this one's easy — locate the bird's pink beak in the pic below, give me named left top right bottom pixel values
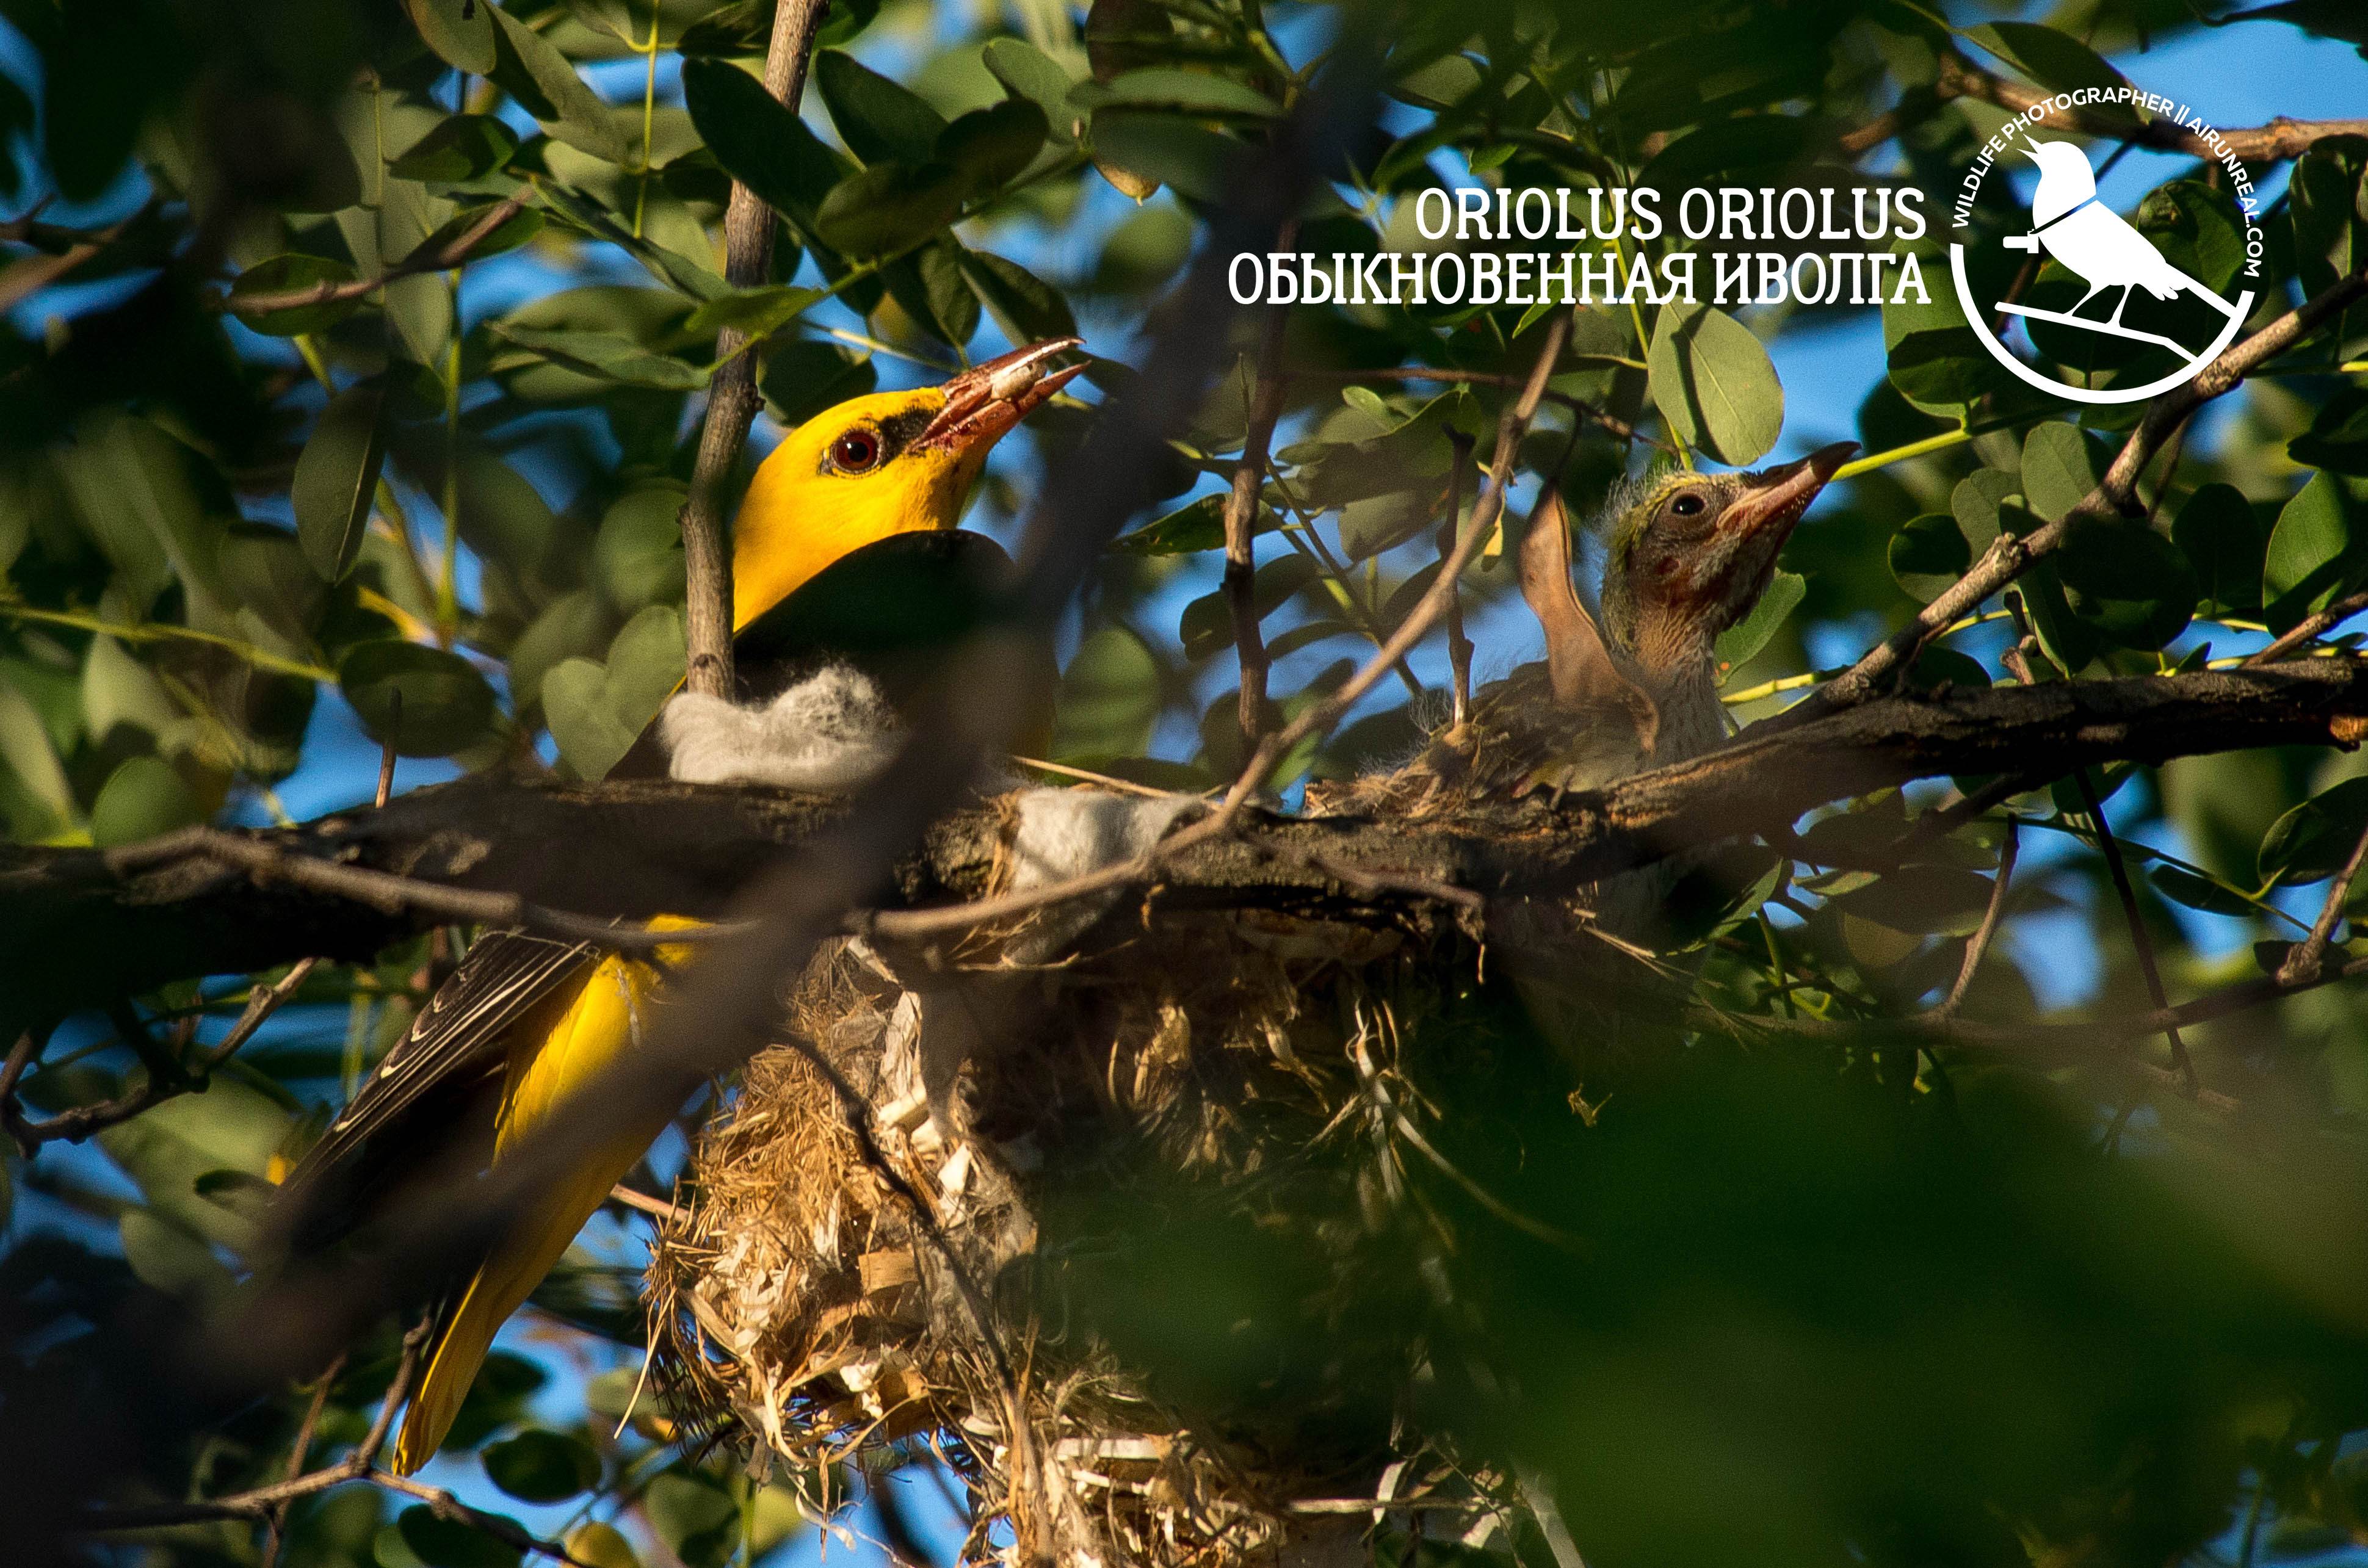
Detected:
left=1720, top=441, right=1858, bottom=545
left=914, top=337, right=1085, bottom=455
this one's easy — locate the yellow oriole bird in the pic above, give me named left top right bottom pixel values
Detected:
left=279, top=338, right=1082, bottom=1474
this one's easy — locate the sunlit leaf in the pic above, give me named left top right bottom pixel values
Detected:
left=1646, top=303, right=1783, bottom=466
left=816, top=48, right=946, bottom=167
left=488, top=4, right=631, bottom=164
left=2264, top=470, right=2368, bottom=634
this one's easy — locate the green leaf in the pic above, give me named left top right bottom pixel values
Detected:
left=2290, top=388, right=2368, bottom=477
left=593, top=484, right=689, bottom=613
left=488, top=323, right=711, bottom=391
left=960, top=248, right=1077, bottom=342
left=2133, top=179, right=2248, bottom=294
left=2020, top=556, right=2099, bottom=674
left=880, top=237, right=979, bottom=348
left=759, top=339, right=878, bottom=427
left=543, top=606, right=686, bottom=780
left=396, top=1504, right=524, bottom=1568
left=1717, top=568, right=1805, bottom=670
left=536, top=182, right=730, bottom=300
left=1963, top=22, right=2131, bottom=99
left=1338, top=488, right=1437, bottom=561
left=816, top=49, right=947, bottom=166
left=119, top=1209, right=233, bottom=1299
left=226, top=254, right=360, bottom=337
left=1081, top=68, right=1281, bottom=118
left=562, top=1523, right=640, bottom=1568
left=2288, top=136, right=2367, bottom=300
left=1052, top=624, right=1162, bottom=760
left=0, top=677, right=76, bottom=838
left=295, top=381, right=389, bottom=582
left=1885, top=328, right=2004, bottom=409
left=90, top=755, right=202, bottom=847
left=643, top=1472, right=738, bottom=1568
left=1179, top=555, right=1314, bottom=657
left=402, top=0, right=497, bottom=75
left=2054, top=518, right=2197, bottom=650
left=339, top=640, right=499, bottom=757
left=983, top=37, right=1080, bottom=143
left=2264, top=471, right=2368, bottom=634
left=400, top=200, right=546, bottom=269
left=1889, top=513, right=1973, bottom=604
left=2019, top=423, right=2103, bottom=523
left=681, top=57, right=853, bottom=237
left=482, top=1429, right=601, bottom=1505
left=1646, top=302, right=1783, bottom=466
left=1950, top=469, right=2013, bottom=557
left=2149, top=863, right=2261, bottom=919
left=2173, top=483, right=2265, bottom=615
left=2260, top=776, right=2368, bottom=886
left=938, top=97, right=1049, bottom=193
left=1088, top=111, right=1249, bottom=205
left=814, top=161, right=968, bottom=257
left=683, top=284, right=825, bottom=342
left=386, top=115, right=520, bottom=182
left=1115, top=494, right=1227, bottom=555
left=488, top=4, right=631, bottom=164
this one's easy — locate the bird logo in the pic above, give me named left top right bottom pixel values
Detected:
left=1945, top=125, right=2258, bottom=406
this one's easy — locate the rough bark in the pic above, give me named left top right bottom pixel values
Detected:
left=7, top=662, right=2367, bottom=1025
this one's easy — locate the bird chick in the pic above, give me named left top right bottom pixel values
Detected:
left=1338, top=442, right=1856, bottom=818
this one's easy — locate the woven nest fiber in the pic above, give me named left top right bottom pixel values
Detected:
left=643, top=790, right=1655, bottom=1567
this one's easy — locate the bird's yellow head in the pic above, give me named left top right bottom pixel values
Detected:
left=730, top=337, right=1084, bottom=629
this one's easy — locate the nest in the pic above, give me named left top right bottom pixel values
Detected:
left=645, top=795, right=1642, bottom=1567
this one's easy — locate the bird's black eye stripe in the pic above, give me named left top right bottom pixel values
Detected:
left=819, top=408, right=936, bottom=477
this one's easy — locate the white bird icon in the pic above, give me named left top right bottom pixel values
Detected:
left=2004, top=138, right=2212, bottom=328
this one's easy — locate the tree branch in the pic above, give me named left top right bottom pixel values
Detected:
left=675, top=0, right=833, bottom=700
left=221, top=190, right=534, bottom=318
left=1781, top=264, right=2368, bottom=724
left=1225, top=264, right=1293, bottom=756
left=15, top=663, right=2368, bottom=1017
left=1933, top=51, right=2368, bottom=162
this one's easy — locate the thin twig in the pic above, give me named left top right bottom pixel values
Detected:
left=675, top=0, right=834, bottom=699
left=1784, top=265, right=2368, bottom=724
left=1292, top=364, right=1662, bottom=449
left=223, top=191, right=534, bottom=317
left=258, top=1353, right=346, bottom=1568
left=1225, top=250, right=1295, bottom=756
left=1441, top=431, right=1475, bottom=728
left=2243, top=586, right=2368, bottom=667
left=1934, top=49, right=2368, bottom=161
left=2278, top=819, right=2368, bottom=985
left=2076, top=761, right=2195, bottom=1091
left=1935, top=817, right=2017, bottom=1017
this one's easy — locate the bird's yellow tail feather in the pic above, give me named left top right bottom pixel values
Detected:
left=390, top=928, right=699, bottom=1475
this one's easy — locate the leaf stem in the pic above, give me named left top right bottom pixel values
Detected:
left=0, top=602, right=334, bottom=682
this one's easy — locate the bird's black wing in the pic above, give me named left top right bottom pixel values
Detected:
left=278, top=930, right=595, bottom=1252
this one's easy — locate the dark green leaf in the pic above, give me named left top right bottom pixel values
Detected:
left=1052, top=625, right=1161, bottom=761
left=643, top=1472, right=737, bottom=1568
left=1088, top=111, right=1250, bottom=205
left=2173, top=483, right=2266, bottom=615
left=1951, top=469, right=2013, bottom=557
left=760, top=339, right=878, bottom=427
left=338, top=640, right=499, bottom=757
left=1717, top=568, right=1805, bottom=670
left=226, top=254, right=360, bottom=337
left=983, top=37, right=1080, bottom=144
left=396, top=1504, right=523, bottom=1568
left=1963, top=23, right=2131, bottom=98
left=960, top=248, right=1078, bottom=342
left=2264, top=471, right=2368, bottom=634
left=813, top=161, right=968, bottom=257
left=2019, top=422, right=2104, bottom=523
left=816, top=48, right=947, bottom=166
left=488, top=4, right=631, bottom=164
left=543, top=607, right=685, bottom=780
left=1081, top=68, right=1281, bottom=118
left=294, top=380, right=389, bottom=582
left=2288, top=136, right=2367, bottom=300
left=1647, top=303, right=1783, bottom=466
left=118, top=1209, right=233, bottom=1298
left=400, top=201, right=546, bottom=269
left=2260, top=776, right=2368, bottom=885
left=1889, top=513, right=1973, bottom=603
left=386, top=116, right=521, bottom=182
left=482, top=1429, right=601, bottom=1505
left=488, top=323, right=711, bottom=390
left=681, top=57, right=853, bottom=236
left=403, top=0, right=497, bottom=75
left=2054, top=518, right=2197, bottom=650
left=593, top=484, right=689, bottom=613
left=2149, top=864, right=2261, bottom=919
left=1115, top=494, right=1227, bottom=555
left=938, top=97, right=1049, bottom=193
left=90, top=756, right=202, bottom=848
left=880, top=237, right=979, bottom=348
left=2290, top=388, right=2368, bottom=477
left=683, top=285, right=825, bottom=342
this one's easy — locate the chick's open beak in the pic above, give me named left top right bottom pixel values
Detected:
left=916, top=337, right=1085, bottom=454
left=1723, top=441, right=1858, bottom=542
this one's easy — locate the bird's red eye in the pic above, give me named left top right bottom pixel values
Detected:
left=1669, top=491, right=1706, bottom=518
left=830, top=428, right=882, bottom=473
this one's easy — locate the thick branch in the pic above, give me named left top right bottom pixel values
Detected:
left=11, top=663, right=2368, bottom=1018
left=676, top=0, right=832, bottom=699
left=1934, top=52, right=2368, bottom=162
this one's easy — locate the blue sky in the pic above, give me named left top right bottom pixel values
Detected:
left=5, top=5, right=2367, bottom=1564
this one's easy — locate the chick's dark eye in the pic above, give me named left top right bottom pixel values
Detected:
left=1670, top=491, right=1706, bottom=517
left=831, top=428, right=881, bottom=472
